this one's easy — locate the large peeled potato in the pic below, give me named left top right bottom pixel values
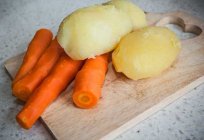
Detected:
left=57, top=0, right=146, bottom=60
left=57, top=5, right=132, bottom=60
left=112, top=26, right=181, bottom=80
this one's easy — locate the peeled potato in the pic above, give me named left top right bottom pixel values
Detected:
left=112, top=26, right=181, bottom=80
left=106, top=0, right=147, bottom=29
left=57, top=0, right=146, bottom=60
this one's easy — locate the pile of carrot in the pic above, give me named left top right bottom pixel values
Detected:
left=12, top=38, right=63, bottom=101
left=12, top=29, right=53, bottom=84
left=12, top=28, right=109, bottom=129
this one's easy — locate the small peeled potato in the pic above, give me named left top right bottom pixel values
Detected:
left=106, top=0, right=147, bottom=30
left=112, top=26, right=181, bottom=80
left=57, top=5, right=132, bottom=60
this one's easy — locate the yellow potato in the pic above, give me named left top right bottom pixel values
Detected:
left=57, top=5, right=132, bottom=60
left=57, top=0, right=146, bottom=60
left=106, top=0, right=147, bottom=29
left=112, top=26, right=181, bottom=80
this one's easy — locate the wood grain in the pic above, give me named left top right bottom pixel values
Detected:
left=4, top=11, right=204, bottom=140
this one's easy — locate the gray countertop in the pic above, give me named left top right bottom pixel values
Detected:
left=0, top=0, right=204, bottom=140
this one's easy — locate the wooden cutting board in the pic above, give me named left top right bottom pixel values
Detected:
left=4, top=11, right=204, bottom=140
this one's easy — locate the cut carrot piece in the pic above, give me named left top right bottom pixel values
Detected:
left=72, top=53, right=109, bottom=109
left=16, top=53, right=83, bottom=129
left=13, top=29, right=53, bottom=84
left=12, top=38, right=63, bottom=101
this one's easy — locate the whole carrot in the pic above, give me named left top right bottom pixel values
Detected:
left=12, top=38, right=63, bottom=101
left=13, top=29, right=53, bottom=84
left=16, top=53, right=83, bottom=129
left=72, top=53, right=109, bottom=109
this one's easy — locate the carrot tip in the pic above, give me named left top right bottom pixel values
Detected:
left=16, top=115, right=30, bottom=129
left=12, top=84, right=31, bottom=101
left=73, top=92, right=98, bottom=109
left=78, top=93, right=92, bottom=105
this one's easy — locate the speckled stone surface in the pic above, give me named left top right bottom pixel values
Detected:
left=0, top=0, right=203, bottom=140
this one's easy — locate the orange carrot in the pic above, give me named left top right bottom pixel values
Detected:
left=13, top=29, right=53, bottom=84
left=12, top=38, right=63, bottom=101
left=72, top=53, right=109, bottom=109
left=16, top=53, right=83, bottom=129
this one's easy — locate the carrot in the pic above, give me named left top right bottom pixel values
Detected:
left=13, top=29, right=53, bottom=84
left=72, top=53, right=109, bottom=109
left=16, top=53, right=83, bottom=129
left=12, top=38, right=63, bottom=101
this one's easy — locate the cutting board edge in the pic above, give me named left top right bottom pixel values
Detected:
left=100, top=76, right=204, bottom=140
left=39, top=118, right=57, bottom=140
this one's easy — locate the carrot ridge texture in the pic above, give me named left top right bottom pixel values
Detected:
left=16, top=53, right=83, bottom=129
left=12, top=38, right=63, bottom=101
left=13, top=29, right=53, bottom=84
left=72, top=53, right=109, bottom=109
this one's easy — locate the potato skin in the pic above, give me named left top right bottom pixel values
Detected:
left=112, top=26, right=181, bottom=80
